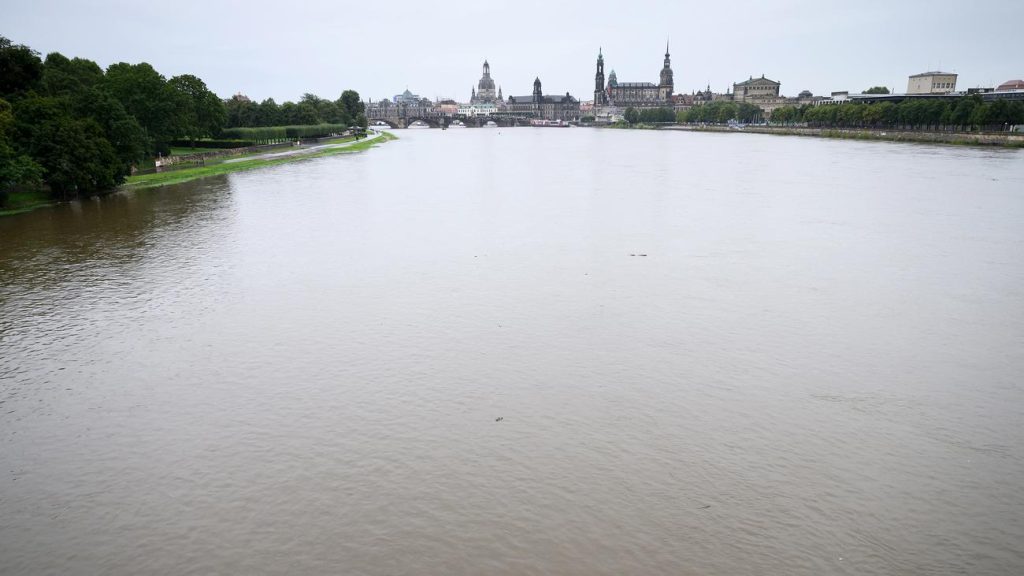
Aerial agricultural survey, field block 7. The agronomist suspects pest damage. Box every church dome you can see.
[997,79,1024,91]
[478,60,495,90]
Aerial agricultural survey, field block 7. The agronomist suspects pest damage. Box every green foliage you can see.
[862,86,891,94]
[225,90,366,129]
[679,101,764,124]
[0,37,43,97]
[41,52,104,96]
[220,124,351,144]
[0,35,226,200]
[13,96,121,198]
[623,107,639,124]
[0,98,42,204]
[637,108,675,123]
[338,90,364,123]
[104,62,224,153]
[785,95,1024,130]
[170,139,254,150]
[169,74,226,144]
[770,105,801,124]
[0,35,368,204]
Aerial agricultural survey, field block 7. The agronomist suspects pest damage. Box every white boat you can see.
[530,119,570,127]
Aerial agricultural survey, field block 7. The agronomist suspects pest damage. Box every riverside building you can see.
[470,60,502,105]
[505,78,580,121]
[907,71,958,94]
[593,43,675,110]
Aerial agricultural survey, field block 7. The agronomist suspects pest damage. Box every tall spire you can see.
[666,38,670,56]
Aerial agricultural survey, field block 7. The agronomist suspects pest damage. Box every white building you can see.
[907,71,957,94]
[457,102,497,116]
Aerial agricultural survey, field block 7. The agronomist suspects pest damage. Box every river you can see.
[2,128,1023,575]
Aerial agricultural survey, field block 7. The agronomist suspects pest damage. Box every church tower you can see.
[659,39,674,102]
[594,48,607,106]
[533,77,543,104]
[474,60,497,103]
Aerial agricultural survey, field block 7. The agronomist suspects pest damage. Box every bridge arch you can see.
[368,118,400,129]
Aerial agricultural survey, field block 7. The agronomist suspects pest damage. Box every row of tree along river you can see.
[0,36,369,208]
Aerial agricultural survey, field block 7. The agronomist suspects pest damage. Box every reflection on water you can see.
[2,130,1023,575]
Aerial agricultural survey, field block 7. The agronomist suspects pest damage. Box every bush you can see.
[219,124,350,144]
[170,139,253,149]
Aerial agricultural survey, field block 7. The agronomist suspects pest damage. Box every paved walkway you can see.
[223,130,385,164]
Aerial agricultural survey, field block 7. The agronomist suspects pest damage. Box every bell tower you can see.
[594,48,607,106]
[659,39,674,102]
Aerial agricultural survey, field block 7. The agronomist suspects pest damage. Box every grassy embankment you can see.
[125,132,393,190]
[0,133,395,216]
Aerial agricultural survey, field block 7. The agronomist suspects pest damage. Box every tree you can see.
[623,107,639,124]
[0,36,43,97]
[736,102,761,123]
[862,86,890,94]
[771,106,800,124]
[169,74,226,143]
[0,98,42,205]
[74,89,148,173]
[40,52,105,97]
[338,90,363,125]
[13,96,122,198]
[105,62,180,153]
[256,98,281,127]
[37,52,148,171]
[225,94,258,128]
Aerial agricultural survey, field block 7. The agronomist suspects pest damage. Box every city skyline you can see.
[5,0,1023,103]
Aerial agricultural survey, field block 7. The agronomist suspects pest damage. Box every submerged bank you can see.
[659,124,1024,147]
[0,132,397,217]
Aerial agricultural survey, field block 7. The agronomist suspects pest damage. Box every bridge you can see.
[365,101,535,128]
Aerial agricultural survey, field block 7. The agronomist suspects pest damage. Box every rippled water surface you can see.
[2,129,1023,575]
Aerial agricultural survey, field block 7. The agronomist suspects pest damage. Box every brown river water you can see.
[1,128,1023,575]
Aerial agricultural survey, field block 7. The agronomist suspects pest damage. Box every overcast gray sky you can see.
[5,0,1022,103]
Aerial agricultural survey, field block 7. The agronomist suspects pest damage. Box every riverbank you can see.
[0,132,396,217]
[659,124,1024,147]
[0,190,56,217]
[125,131,395,190]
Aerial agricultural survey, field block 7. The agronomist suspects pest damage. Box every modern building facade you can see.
[907,71,957,94]
[393,89,422,104]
